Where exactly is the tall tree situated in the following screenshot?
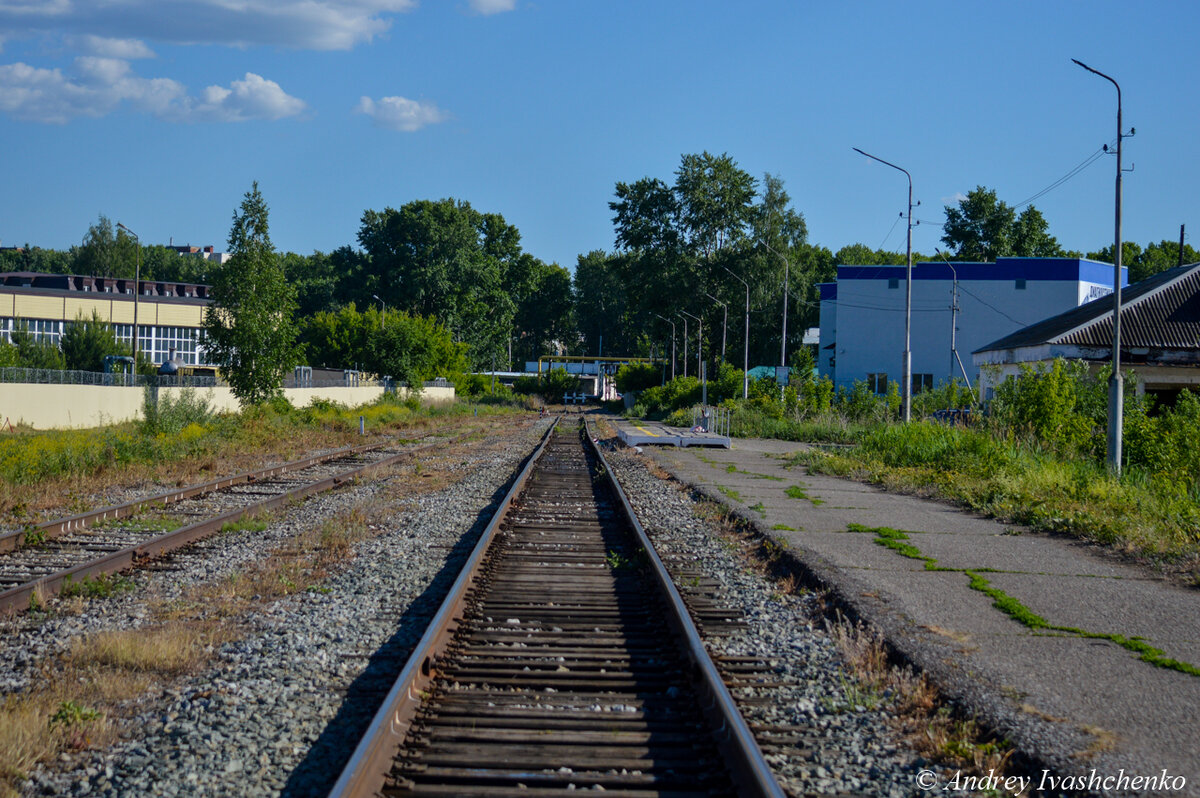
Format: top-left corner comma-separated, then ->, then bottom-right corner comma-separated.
60,311 -> 129,372
202,182 -> 299,406
941,186 -> 1016,260
1011,207 -> 1065,257
942,187 -> 1066,261
674,151 -> 757,259
356,199 -> 519,369
77,215 -> 138,278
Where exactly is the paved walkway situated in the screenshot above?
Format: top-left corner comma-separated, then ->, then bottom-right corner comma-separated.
645,438 -> 1200,793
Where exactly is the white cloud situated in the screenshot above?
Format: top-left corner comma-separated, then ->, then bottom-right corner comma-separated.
0,1 -> 417,51
173,72 -> 308,122
0,58 -> 304,123
67,34 -> 155,59
468,0 -> 516,15
356,95 -> 447,132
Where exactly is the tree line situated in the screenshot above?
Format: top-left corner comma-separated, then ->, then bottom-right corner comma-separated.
3,157 -> 1195,403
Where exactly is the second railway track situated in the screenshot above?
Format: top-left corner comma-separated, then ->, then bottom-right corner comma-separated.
332,419 -> 783,797
0,424 -> 475,613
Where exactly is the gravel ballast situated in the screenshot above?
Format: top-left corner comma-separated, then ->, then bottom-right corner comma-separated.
600,442 -> 937,797
6,417 -> 975,797
6,418 -> 551,798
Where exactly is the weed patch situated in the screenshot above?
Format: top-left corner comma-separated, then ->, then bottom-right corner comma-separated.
784,484 -> 824,505
853,523 -> 1200,678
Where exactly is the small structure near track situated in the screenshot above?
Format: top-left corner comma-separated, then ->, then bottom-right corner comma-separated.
613,417 -> 731,448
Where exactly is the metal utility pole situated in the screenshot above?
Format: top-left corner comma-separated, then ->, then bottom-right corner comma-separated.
705,293 -> 728,362
1073,58 -> 1129,474
654,313 -> 676,380
1180,224 -> 1186,268
678,315 -> 688,378
681,309 -> 702,382
722,266 -> 750,398
759,239 -> 791,398
853,148 -> 915,422
115,223 -> 140,367
935,249 -> 972,389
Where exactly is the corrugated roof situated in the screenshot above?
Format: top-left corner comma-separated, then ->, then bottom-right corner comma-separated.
974,263 -> 1200,354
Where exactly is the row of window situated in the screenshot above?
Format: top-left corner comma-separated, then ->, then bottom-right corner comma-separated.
866,372 -> 935,394
0,318 -> 207,365
887,278 -> 1027,289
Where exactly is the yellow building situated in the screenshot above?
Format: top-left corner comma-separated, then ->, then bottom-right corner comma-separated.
0,272 -> 213,365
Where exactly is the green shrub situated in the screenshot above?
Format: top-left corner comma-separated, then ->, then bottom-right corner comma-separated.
615,362 -> 662,393
141,387 -> 215,436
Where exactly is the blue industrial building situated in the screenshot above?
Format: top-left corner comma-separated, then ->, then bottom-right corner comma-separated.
817,257 -> 1127,393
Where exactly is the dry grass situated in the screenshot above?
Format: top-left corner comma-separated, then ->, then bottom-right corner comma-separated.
827,616 -> 1016,780
0,621 -> 237,797
0,414 -> 505,795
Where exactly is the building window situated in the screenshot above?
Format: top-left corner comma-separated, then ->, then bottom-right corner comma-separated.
867,372 -> 888,394
15,318 -> 63,345
888,278 -> 899,289
1015,278 -> 1027,290
912,373 -> 934,393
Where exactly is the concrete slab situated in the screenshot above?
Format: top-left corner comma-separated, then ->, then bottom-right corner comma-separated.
613,418 -> 730,448
638,436 -> 1200,788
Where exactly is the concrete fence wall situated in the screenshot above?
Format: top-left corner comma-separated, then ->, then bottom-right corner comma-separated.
0,384 -> 456,430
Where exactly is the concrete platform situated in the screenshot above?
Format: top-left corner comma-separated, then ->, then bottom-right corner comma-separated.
640,437 -> 1200,788
613,418 -> 731,448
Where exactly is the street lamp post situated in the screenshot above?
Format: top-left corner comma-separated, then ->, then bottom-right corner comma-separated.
1073,58 -> 1127,475
677,314 -> 688,378
704,293 -> 727,362
653,313 -> 676,380
760,239 -> 790,397
372,294 -> 386,329
680,309 -> 702,380
853,147 -> 914,422
115,223 -> 140,368
721,266 -> 750,399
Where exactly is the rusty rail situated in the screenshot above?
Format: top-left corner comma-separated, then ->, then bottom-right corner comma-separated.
0,426 -> 473,613
327,416 -> 559,797
328,417 -> 784,797
0,433 -> 450,556
585,416 -> 784,798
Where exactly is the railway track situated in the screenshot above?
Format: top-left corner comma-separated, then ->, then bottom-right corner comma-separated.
0,424 -> 473,613
331,419 -> 784,797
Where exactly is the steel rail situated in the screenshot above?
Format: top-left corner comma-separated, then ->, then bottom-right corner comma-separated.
327,417 -> 560,798
0,425 -> 477,614
0,430 -> 452,556
584,416 -> 785,798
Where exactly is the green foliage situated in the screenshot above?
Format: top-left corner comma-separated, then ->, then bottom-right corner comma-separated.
539,367 -> 581,399
60,311 -> 129,372
615,362 -> 662,393
202,182 -> 301,407
369,311 -> 466,389
989,359 -> 1101,453
637,376 -> 701,416
299,303 -> 379,370
141,387 -> 214,436
357,198 -> 543,370
59,572 -> 135,599
50,701 -> 102,728
9,325 -> 64,369
941,186 -> 1064,261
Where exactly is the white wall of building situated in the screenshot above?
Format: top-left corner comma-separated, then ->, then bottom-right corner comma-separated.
818,258 -> 1124,392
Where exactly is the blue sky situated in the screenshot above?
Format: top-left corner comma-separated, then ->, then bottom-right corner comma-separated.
1,1 -> 1196,270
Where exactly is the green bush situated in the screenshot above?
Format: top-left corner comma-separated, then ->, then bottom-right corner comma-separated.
615,362 -> 662,393
141,387 -> 215,436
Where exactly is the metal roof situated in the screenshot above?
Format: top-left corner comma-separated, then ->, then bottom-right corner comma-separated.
974,263 -> 1200,354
